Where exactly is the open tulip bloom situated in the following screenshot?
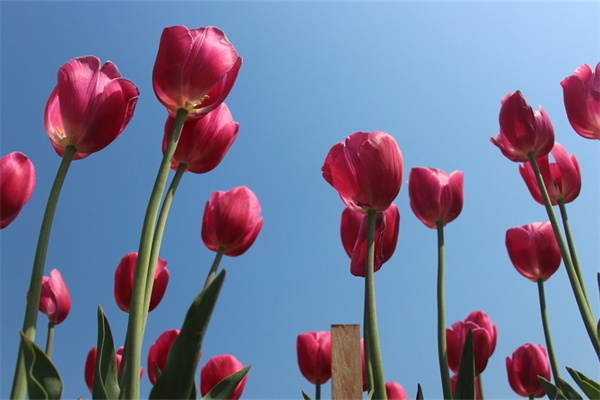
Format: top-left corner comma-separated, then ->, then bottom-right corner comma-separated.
561,62 -> 600,140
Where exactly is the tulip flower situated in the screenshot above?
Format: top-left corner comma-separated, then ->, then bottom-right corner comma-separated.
341,204 -> 400,277
297,331 -> 332,385
201,186 -> 264,257
200,354 -> 247,399
322,131 -> 403,213
147,329 -> 181,385
85,346 -> 143,393
0,152 -> 35,229
408,167 -> 464,229
505,222 -> 561,282
519,142 -> 581,205
163,102 -> 239,173
506,344 -> 551,398
38,269 -> 71,326
114,252 -> 169,312
446,312 -> 497,375
561,62 -> 600,140
153,26 -> 242,118
491,91 -> 555,162
385,381 -> 408,400
450,374 -> 481,399
44,56 -> 139,160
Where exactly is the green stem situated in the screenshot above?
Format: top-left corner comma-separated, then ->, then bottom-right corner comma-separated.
315,380 -> 321,400
477,373 -> 484,400
528,153 -> 600,360
364,209 -> 386,399
557,199 -> 589,303
436,221 -> 453,400
10,145 -> 76,399
120,108 -> 188,399
537,280 -> 562,384
45,322 -> 55,358
203,247 -> 225,290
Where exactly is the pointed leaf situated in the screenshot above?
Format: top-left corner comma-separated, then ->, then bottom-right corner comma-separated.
538,377 -> 568,400
301,390 -> 313,400
555,376 -> 583,400
566,367 -> 600,400
149,269 -> 226,399
201,365 -> 250,400
416,383 -> 424,400
20,332 -> 63,400
93,305 -> 120,399
454,330 -> 475,400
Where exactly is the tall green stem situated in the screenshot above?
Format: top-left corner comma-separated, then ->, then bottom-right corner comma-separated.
527,153 -> 599,359
477,374 -> 484,400
436,221 -> 453,400
10,145 -> 76,399
120,108 -> 188,399
204,247 -> 225,289
315,380 -> 321,400
537,280 -> 561,384
557,199 -> 588,303
364,209 -> 386,399
45,322 -> 55,358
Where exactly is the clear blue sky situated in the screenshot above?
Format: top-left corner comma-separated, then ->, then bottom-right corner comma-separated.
1,1 -> 599,399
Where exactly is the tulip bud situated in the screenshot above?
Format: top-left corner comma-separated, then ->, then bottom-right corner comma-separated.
385,381 -> 408,400
561,62 -> 600,140
446,311 -> 497,375
85,346 -> 143,393
147,329 -> 180,384
39,269 -> 71,325
200,354 -> 247,399
0,152 -> 35,229
506,344 -> 551,398
296,331 -> 332,385
114,252 -> 169,312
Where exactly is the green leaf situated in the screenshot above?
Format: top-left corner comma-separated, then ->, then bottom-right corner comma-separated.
149,269 -> 226,399
416,383 -> 424,400
556,377 -> 583,400
301,390 -> 313,400
566,367 -> 599,400
201,365 -> 250,400
93,305 -> 120,399
20,332 -> 63,400
454,330 -> 475,400
538,377 -> 568,400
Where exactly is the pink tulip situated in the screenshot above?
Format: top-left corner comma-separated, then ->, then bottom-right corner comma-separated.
38,269 -> 71,325
505,222 -> 561,282
408,167 -> 463,229
163,103 -> 239,173
385,381 -> 408,400
491,91 -> 555,162
153,26 -> 242,118
446,312 -> 497,375
519,142 -> 581,205
147,329 -> 181,385
341,205 -> 400,277
114,252 -> 169,313
450,374 -> 481,399
44,56 -> 139,160
85,346 -> 143,393
201,186 -> 264,256
506,344 -> 551,398
561,62 -> 600,140
296,331 -> 332,385
0,152 -> 35,229
200,354 -> 247,399
322,131 -> 403,213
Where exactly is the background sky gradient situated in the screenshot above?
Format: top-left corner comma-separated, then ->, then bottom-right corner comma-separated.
1,1 -> 599,399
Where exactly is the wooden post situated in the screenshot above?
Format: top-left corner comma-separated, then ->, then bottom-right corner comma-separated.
331,324 -> 362,400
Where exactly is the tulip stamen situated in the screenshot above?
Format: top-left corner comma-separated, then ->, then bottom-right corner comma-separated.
188,95 -> 210,111
56,128 -> 67,140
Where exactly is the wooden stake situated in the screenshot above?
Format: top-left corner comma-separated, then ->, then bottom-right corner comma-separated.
331,324 -> 362,400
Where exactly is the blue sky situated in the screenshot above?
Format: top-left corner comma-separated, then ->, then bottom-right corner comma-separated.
1,1 -> 599,399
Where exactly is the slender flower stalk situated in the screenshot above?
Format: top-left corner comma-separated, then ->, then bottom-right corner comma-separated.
10,145 -> 76,399
436,221 -> 453,400
527,152 -> 600,359
120,108 -> 188,399
203,247 -> 225,289
536,280 -> 561,384
45,322 -> 55,357
478,374 -> 484,400
364,209 -> 386,399
557,199 -> 588,302
315,381 -> 321,400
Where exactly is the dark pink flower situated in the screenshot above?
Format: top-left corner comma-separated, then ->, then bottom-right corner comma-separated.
147,329 -> 181,385
39,269 -> 71,325
408,167 -> 463,229
322,131 -> 403,213
0,152 -> 35,229
340,205 -> 400,277
385,381 -> 408,400
114,252 -> 169,312
519,142 -> 581,205
44,56 -> 139,160
201,186 -> 263,256
506,344 -> 550,398
505,222 -> 561,282
85,346 -> 143,393
163,102 -> 239,173
446,312 -> 497,375
464,311 -> 497,356
153,26 -> 241,118
297,331 -> 332,385
200,354 -> 247,399
561,62 -> 600,140
491,91 -> 554,162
